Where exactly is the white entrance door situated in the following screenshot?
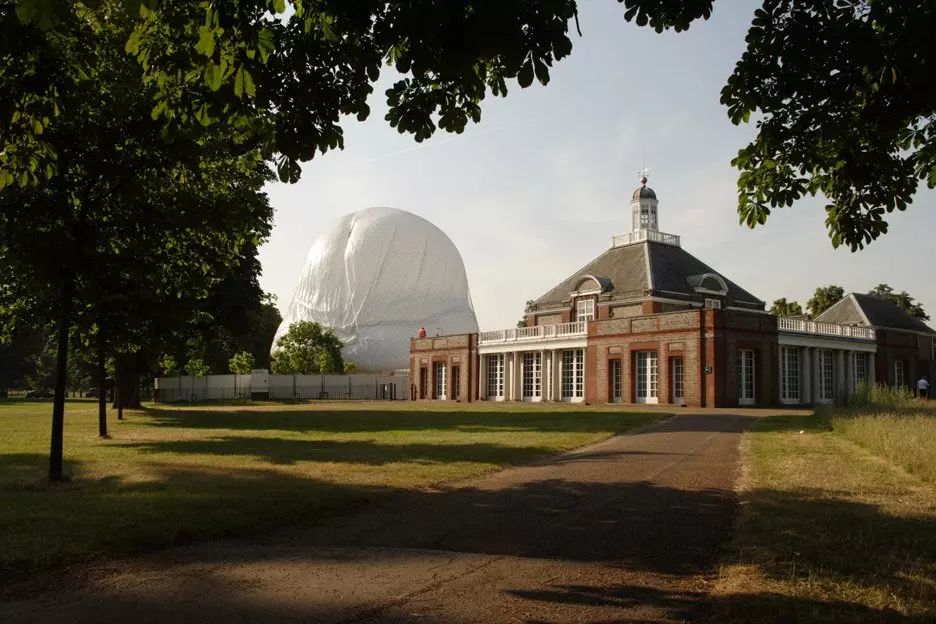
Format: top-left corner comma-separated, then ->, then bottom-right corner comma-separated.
635,351 -> 658,404
611,359 -> 622,403
739,349 -> 755,405
671,357 -> 684,404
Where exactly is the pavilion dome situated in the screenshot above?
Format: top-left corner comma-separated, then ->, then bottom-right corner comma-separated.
272,207 -> 479,372
632,185 -> 657,200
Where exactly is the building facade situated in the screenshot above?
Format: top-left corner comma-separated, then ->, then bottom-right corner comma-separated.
410,180 -> 936,407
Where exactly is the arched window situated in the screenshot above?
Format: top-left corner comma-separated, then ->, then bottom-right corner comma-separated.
894,360 -> 905,388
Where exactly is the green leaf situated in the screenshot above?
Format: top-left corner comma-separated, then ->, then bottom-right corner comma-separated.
204,63 -> 222,91
517,59 -> 534,88
243,68 -> 255,97
195,27 -> 216,58
234,66 -> 245,97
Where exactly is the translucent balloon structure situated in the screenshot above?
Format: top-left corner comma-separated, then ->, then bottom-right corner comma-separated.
273,207 -> 479,372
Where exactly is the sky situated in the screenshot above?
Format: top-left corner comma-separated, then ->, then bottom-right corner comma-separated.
258,1 -> 936,331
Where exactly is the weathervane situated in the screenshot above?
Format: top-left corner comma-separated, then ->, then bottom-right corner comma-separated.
638,166 -> 650,187
638,152 -> 650,186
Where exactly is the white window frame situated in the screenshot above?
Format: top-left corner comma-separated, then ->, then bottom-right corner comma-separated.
894,360 -> 905,388
522,352 -> 542,401
739,349 -> 755,405
671,357 -> 684,404
576,299 -> 595,322
819,350 -> 835,403
486,354 -> 504,400
561,349 -> 584,402
611,359 -> 622,403
780,346 -> 800,404
434,361 -> 447,400
635,351 -> 659,404
704,298 -> 722,309
852,353 -> 867,390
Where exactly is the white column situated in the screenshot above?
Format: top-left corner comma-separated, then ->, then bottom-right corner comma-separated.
539,350 -> 546,401
812,348 -> 822,404
836,349 -> 846,403
800,347 -> 811,405
479,355 -> 487,400
505,354 -> 513,401
515,352 -> 523,401
552,350 -> 561,401
844,351 -> 854,400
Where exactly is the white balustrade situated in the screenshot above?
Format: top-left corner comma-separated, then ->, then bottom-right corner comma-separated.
479,321 -> 587,345
611,229 -> 681,248
777,317 -> 875,340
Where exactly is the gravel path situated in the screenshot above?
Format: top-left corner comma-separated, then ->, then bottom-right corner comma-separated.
2,413 -> 755,623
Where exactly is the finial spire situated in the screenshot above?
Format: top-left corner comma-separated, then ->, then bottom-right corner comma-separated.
638,166 -> 650,187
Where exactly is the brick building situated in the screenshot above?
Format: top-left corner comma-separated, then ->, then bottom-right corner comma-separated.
410,179 -> 935,407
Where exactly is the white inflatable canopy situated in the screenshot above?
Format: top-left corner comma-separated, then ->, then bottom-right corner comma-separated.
273,207 -> 479,372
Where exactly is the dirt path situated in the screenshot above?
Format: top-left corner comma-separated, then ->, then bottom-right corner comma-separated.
2,413 -> 755,623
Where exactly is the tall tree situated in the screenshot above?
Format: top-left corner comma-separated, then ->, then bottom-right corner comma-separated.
806,285 -> 845,319
867,284 -> 929,320
8,1 -> 936,249
270,321 -> 344,375
769,298 -> 804,317
1,1 -> 272,479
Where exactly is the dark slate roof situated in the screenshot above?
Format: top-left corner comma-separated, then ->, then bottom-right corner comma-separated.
632,186 -> 657,200
532,241 -> 764,309
533,243 -> 648,306
816,293 -> 935,333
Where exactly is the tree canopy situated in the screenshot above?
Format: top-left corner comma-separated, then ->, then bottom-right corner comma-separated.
7,1 -> 934,249
867,284 -> 929,320
806,285 -> 845,319
271,321 -> 344,375
769,298 -> 804,317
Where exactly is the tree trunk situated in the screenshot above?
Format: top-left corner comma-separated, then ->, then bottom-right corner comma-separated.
97,332 -> 108,438
49,282 -> 72,481
113,353 -> 142,409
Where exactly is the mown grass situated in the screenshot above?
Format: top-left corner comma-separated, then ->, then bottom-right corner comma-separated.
712,395 -> 936,622
0,399 -> 655,585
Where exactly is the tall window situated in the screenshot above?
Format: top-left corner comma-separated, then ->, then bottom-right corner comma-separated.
819,350 -> 834,402
852,353 -> 867,390
434,361 -> 447,400
704,298 -> 722,309
635,351 -> 658,403
522,352 -> 542,400
780,347 -> 800,403
739,349 -> 755,405
576,299 -> 595,322
895,360 -> 905,388
487,354 -> 504,399
561,349 -> 584,401
452,366 -> 461,401
671,357 -> 684,403
611,359 -> 622,402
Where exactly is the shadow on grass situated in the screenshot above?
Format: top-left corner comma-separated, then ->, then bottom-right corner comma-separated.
139,405 -> 659,434
3,444 -> 934,622
138,405 -> 760,436
117,436 -> 566,466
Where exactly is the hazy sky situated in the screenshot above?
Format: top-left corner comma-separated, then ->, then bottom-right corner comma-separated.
258,1 -> 936,331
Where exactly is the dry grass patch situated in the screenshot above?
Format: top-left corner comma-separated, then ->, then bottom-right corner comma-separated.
0,399 -> 655,584
711,412 -> 936,623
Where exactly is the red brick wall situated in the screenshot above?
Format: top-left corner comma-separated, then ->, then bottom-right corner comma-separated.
589,310 -> 704,406
409,334 -> 478,402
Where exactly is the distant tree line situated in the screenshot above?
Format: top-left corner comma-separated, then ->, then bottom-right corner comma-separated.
769,284 -> 929,321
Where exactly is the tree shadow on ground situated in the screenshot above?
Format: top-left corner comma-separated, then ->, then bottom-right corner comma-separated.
139,405 -> 662,434
138,405 -> 762,436
3,456 -> 934,622
117,436 -> 565,466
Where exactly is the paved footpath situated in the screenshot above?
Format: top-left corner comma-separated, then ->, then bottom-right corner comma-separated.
2,413 -> 757,624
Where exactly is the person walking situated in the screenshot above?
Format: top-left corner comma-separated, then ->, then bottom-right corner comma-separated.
917,375 -> 929,399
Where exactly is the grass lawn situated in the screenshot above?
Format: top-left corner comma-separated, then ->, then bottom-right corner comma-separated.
0,399 -> 655,585
711,404 -> 936,623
